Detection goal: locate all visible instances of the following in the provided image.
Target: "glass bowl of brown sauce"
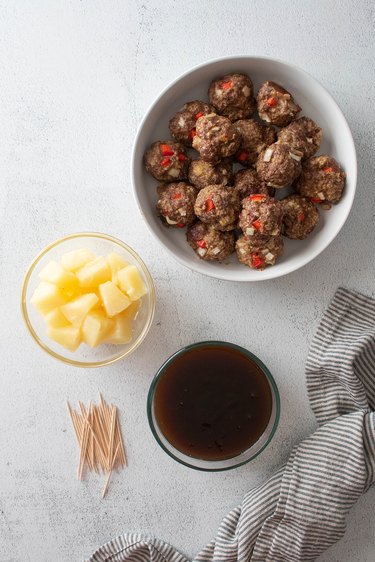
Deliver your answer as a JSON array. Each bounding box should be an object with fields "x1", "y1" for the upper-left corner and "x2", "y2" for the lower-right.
[{"x1": 147, "y1": 341, "x2": 280, "y2": 471}]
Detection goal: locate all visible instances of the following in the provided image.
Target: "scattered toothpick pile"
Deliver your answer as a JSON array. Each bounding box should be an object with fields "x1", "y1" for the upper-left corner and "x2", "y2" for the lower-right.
[{"x1": 67, "y1": 394, "x2": 126, "y2": 498}]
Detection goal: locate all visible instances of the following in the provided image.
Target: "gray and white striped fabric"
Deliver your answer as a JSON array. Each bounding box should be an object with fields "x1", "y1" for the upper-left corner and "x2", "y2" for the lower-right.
[{"x1": 87, "y1": 287, "x2": 375, "y2": 562}]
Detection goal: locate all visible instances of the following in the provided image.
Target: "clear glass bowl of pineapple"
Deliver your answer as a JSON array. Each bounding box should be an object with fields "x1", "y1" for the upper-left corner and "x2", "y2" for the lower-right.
[{"x1": 21, "y1": 233, "x2": 155, "y2": 367}]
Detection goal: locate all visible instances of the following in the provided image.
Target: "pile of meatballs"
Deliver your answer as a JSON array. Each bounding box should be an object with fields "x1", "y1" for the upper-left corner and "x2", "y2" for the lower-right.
[{"x1": 143, "y1": 73, "x2": 346, "y2": 270}]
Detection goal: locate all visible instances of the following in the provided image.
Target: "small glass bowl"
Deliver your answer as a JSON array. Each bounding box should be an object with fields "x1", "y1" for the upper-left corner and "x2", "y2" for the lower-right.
[
  {"x1": 147, "y1": 341, "x2": 280, "y2": 471},
  {"x1": 21, "y1": 232, "x2": 155, "y2": 368}
]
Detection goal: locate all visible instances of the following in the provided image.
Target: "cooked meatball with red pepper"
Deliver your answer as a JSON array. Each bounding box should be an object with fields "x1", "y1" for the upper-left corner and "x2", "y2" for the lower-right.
[
  {"x1": 239, "y1": 194, "x2": 284, "y2": 237},
  {"x1": 156, "y1": 182, "x2": 197, "y2": 228},
  {"x1": 188, "y1": 158, "x2": 233, "y2": 190},
  {"x1": 296, "y1": 155, "x2": 346, "y2": 206},
  {"x1": 168, "y1": 100, "x2": 216, "y2": 147},
  {"x1": 277, "y1": 117, "x2": 322, "y2": 159},
  {"x1": 194, "y1": 184, "x2": 240, "y2": 231},
  {"x1": 281, "y1": 195, "x2": 319, "y2": 240},
  {"x1": 208, "y1": 73, "x2": 256, "y2": 121},
  {"x1": 144, "y1": 141, "x2": 190, "y2": 182},
  {"x1": 187, "y1": 221, "x2": 235, "y2": 261},
  {"x1": 256, "y1": 142, "x2": 302, "y2": 188},
  {"x1": 257, "y1": 81, "x2": 301, "y2": 127},
  {"x1": 192, "y1": 114, "x2": 241, "y2": 164},
  {"x1": 234, "y1": 119, "x2": 276, "y2": 166},
  {"x1": 233, "y1": 169, "x2": 272, "y2": 201},
  {"x1": 236, "y1": 235, "x2": 284, "y2": 270}
]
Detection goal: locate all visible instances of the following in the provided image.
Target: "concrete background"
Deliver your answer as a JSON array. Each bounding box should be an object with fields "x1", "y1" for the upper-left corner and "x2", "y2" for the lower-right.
[{"x1": 0, "y1": 1, "x2": 374, "y2": 560}]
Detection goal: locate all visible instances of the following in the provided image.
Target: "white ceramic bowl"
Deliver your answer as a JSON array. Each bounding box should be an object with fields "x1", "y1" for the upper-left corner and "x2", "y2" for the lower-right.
[{"x1": 132, "y1": 56, "x2": 357, "y2": 282}]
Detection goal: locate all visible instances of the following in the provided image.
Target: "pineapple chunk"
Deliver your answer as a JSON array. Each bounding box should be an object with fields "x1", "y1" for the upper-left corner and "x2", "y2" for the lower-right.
[
  {"x1": 117, "y1": 265, "x2": 147, "y2": 301},
  {"x1": 61, "y1": 285, "x2": 83, "y2": 301},
  {"x1": 106, "y1": 252, "x2": 129, "y2": 284},
  {"x1": 76, "y1": 257, "x2": 111, "y2": 288},
  {"x1": 105, "y1": 313, "x2": 132, "y2": 344},
  {"x1": 44, "y1": 308, "x2": 71, "y2": 328},
  {"x1": 104, "y1": 301, "x2": 140, "y2": 345},
  {"x1": 61, "y1": 248, "x2": 96, "y2": 272},
  {"x1": 39, "y1": 260, "x2": 77, "y2": 290},
  {"x1": 83, "y1": 290, "x2": 103, "y2": 309},
  {"x1": 99, "y1": 281, "x2": 131, "y2": 317},
  {"x1": 60, "y1": 293, "x2": 99, "y2": 325},
  {"x1": 123, "y1": 299, "x2": 141, "y2": 319},
  {"x1": 81, "y1": 311, "x2": 114, "y2": 347},
  {"x1": 30, "y1": 282, "x2": 67, "y2": 315},
  {"x1": 47, "y1": 325, "x2": 81, "y2": 351}
]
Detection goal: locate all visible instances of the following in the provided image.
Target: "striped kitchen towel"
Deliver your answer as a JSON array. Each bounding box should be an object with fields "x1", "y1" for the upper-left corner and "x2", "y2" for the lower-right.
[{"x1": 87, "y1": 287, "x2": 375, "y2": 562}]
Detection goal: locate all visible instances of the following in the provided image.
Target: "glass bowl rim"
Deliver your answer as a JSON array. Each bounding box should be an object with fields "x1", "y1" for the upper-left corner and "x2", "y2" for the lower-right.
[
  {"x1": 21, "y1": 231, "x2": 156, "y2": 368},
  {"x1": 147, "y1": 340, "x2": 280, "y2": 472}
]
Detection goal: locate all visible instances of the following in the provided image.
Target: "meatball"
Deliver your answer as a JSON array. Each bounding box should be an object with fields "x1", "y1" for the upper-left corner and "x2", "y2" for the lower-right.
[
  {"x1": 236, "y1": 235, "x2": 284, "y2": 270},
  {"x1": 144, "y1": 141, "x2": 190, "y2": 182},
  {"x1": 194, "y1": 184, "x2": 240, "y2": 231},
  {"x1": 239, "y1": 194, "x2": 284, "y2": 237},
  {"x1": 193, "y1": 114, "x2": 241, "y2": 164},
  {"x1": 256, "y1": 142, "x2": 302, "y2": 188},
  {"x1": 281, "y1": 195, "x2": 319, "y2": 240},
  {"x1": 296, "y1": 156, "x2": 345, "y2": 205},
  {"x1": 208, "y1": 73, "x2": 256, "y2": 121},
  {"x1": 234, "y1": 119, "x2": 276, "y2": 166},
  {"x1": 233, "y1": 169, "x2": 272, "y2": 200},
  {"x1": 277, "y1": 117, "x2": 322, "y2": 159},
  {"x1": 187, "y1": 221, "x2": 235, "y2": 261},
  {"x1": 257, "y1": 81, "x2": 301, "y2": 127},
  {"x1": 188, "y1": 158, "x2": 233, "y2": 190},
  {"x1": 156, "y1": 182, "x2": 197, "y2": 228},
  {"x1": 168, "y1": 100, "x2": 216, "y2": 147}
]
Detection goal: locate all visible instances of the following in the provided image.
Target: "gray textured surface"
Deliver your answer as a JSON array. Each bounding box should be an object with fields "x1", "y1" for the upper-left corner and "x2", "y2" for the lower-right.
[{"x1": 0, "y1": 1, "x2": 374, "y2": 561}]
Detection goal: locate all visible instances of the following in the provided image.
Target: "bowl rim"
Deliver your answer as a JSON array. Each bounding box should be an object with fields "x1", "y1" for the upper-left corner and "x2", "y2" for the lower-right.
[
  {"x1": 147, "y1": 340, "x2": 281, "y2": 471},
  {"x1": 131, "y1": 54, "x2": 357, "y2": 282},
  {"x1": 21, "y1": 231, "x2": 156, "y2": 368}
]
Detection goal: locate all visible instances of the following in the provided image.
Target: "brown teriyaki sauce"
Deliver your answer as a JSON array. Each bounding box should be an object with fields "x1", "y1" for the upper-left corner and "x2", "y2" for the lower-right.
[{"x1": 154, "y1": 345, "x2": 273, "y2": 461}]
